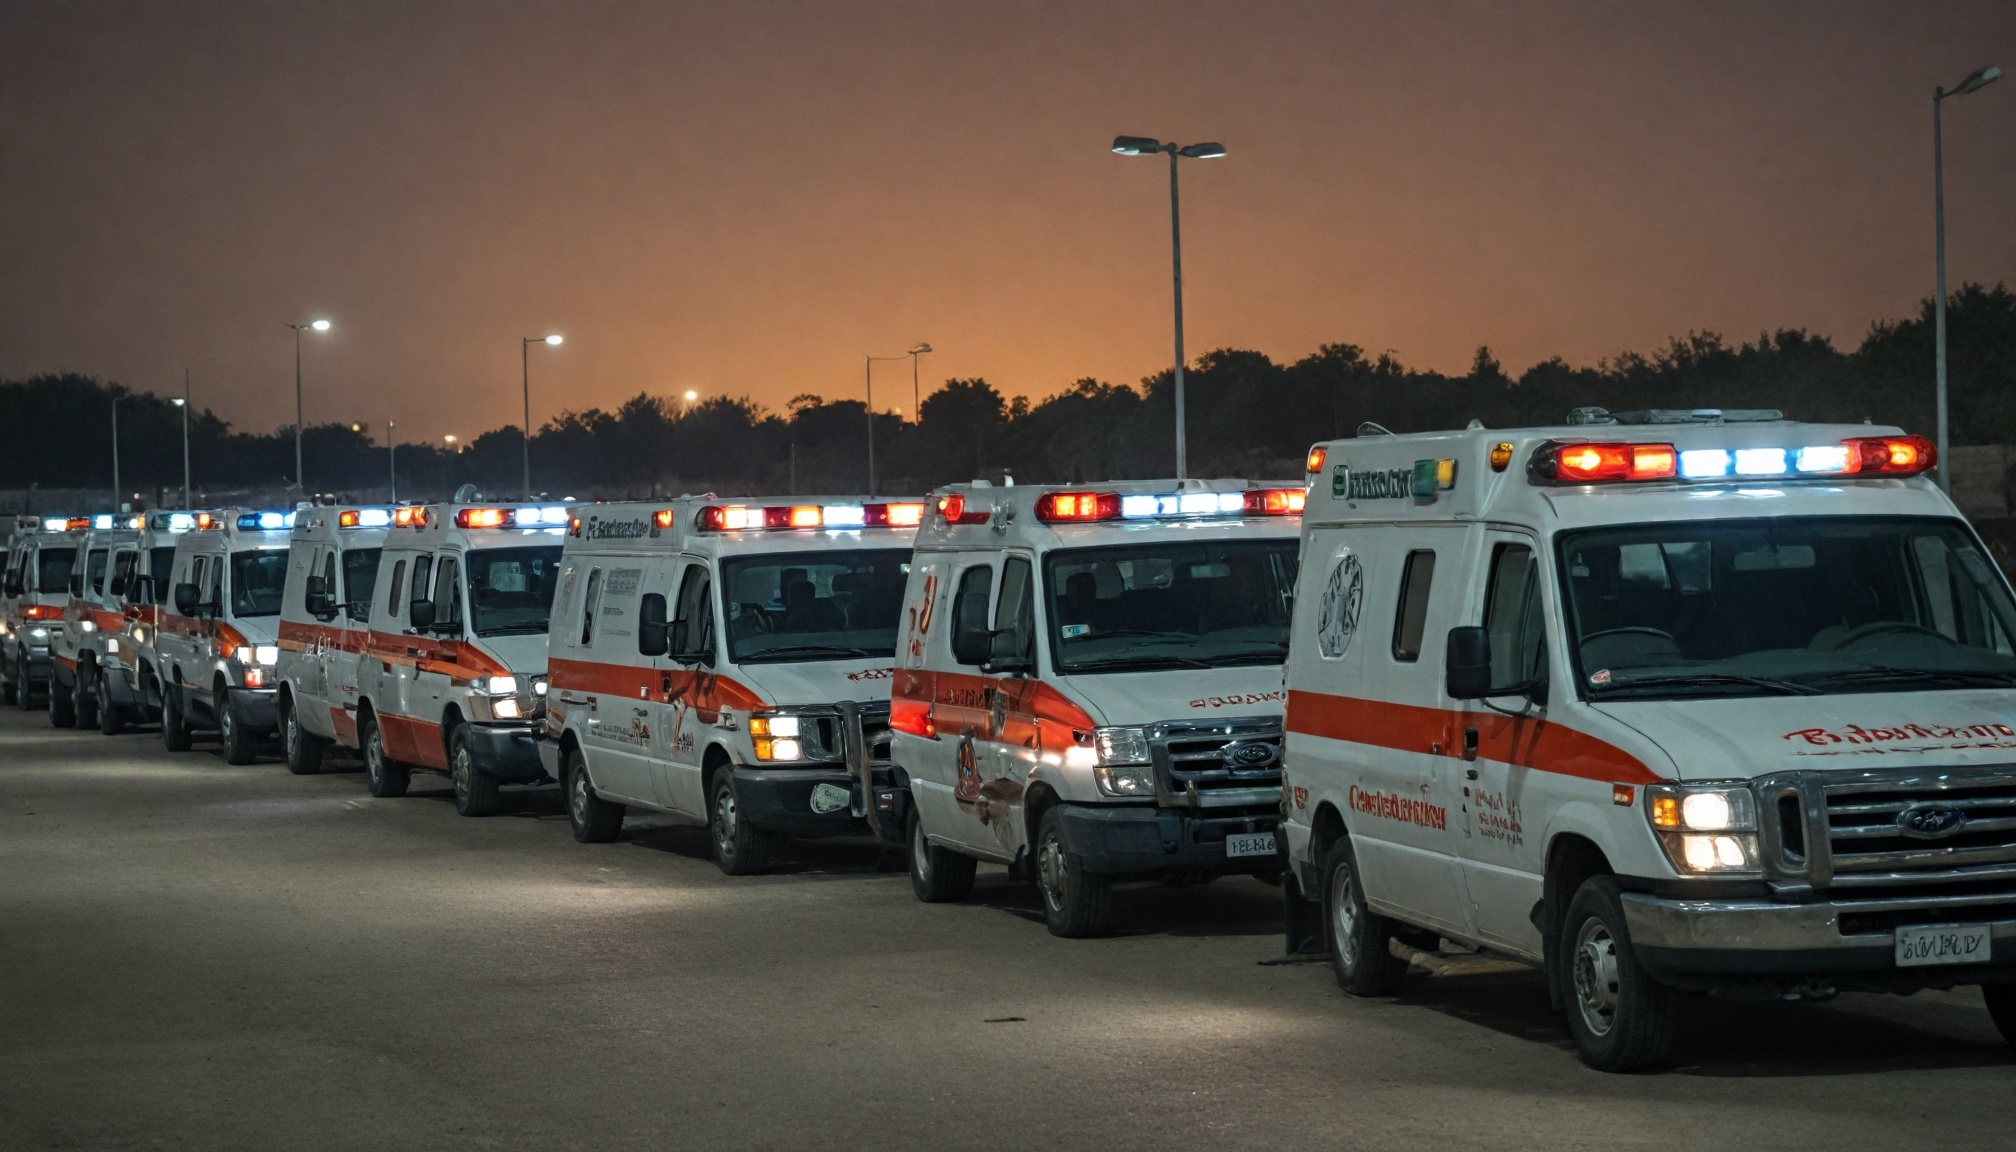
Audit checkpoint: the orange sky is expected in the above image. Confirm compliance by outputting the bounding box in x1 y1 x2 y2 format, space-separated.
3 1 2014 445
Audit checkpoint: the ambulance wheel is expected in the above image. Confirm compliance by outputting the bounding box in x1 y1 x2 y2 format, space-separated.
161 684 193 752
47 672 76 728
1324 835 1408 997
12 656 31 708
710 771 772 875
1561 875 1677 1072
73 667 100 731
96 668 127 735
1984 984 2016 1047
218 690 259 765
1035 806 1112 938
450 728 502 817
361 714 410 798
908 807 975 903
565 749 623 842
282 697 327 775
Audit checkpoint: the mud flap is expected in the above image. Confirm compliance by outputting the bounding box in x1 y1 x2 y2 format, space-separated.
1283 870 1326 955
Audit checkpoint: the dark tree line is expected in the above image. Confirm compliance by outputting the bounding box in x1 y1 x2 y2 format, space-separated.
7 283 2015 504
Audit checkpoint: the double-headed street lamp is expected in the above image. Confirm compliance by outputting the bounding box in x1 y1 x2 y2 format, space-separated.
285 319 331 492
1933 64 2000 492
864 353 911 495
1112 135 1226 481
522 334 563 499
172 369 191 508
908 343 932 422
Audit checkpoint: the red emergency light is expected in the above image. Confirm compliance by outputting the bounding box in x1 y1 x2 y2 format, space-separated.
1243 488 1307 516
1531 441 1679 483
1035 492 1122 523
937 495 991 526
1844 435 1935 475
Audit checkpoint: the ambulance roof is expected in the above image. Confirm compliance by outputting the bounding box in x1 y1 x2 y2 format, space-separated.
1304 412 1955 532
561 495 924 556
916 478 1306 552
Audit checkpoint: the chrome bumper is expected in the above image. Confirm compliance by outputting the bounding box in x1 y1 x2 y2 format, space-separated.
1622 891 2016 980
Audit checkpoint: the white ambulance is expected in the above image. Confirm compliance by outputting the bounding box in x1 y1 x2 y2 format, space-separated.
273 506 392 774
1281 410 2016 1071
1 517 86 709
48 514 143 731
101 510 203 732
350 503 568 814
155 509 297 762
891 479 1305 937
540 496 921 873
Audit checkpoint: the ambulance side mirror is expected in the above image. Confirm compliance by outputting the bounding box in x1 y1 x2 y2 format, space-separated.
951 590 992 666
303 576 336 619
408 597 436 631
984 628 1032 675
129 575 155 606
3 580 21 598
173 582 201 616
638 593 669 657
1444 626 1492 699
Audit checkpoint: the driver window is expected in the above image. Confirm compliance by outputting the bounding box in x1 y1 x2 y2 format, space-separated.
385 558 408 620
1484 543 1546 690
579 568 604 647
673 563 715 662
1911 534 2016 653
408 553 433 617
951 563 994 666
995 556 1035 662
205 554 223 605
435 556 463 632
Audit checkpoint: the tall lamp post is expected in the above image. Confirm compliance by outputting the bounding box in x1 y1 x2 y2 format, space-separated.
521 334 563 499
172 369 191 508
865 352 909 495
1933 65 2000 492
285 319 332 494
907 343 932 422
110 395 120 511
387 420 397 503
1111 135 1225 481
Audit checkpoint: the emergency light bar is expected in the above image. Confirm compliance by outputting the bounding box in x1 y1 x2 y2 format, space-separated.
1529 436 1935 485
393 507 429 528
64 517 92 532
92 515 114 530
195 513 221 531
449 506 571 530
42 518 67 532
338 509 393 529
1034 488 1306 523
236 511 298 531
151 512 198 532
695 502 925 532
936 495 991 526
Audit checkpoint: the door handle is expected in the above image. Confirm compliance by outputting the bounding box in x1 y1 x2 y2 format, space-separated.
1462 726 1479 764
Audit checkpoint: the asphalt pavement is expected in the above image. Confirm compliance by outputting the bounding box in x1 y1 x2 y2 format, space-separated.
1 704 2011 1151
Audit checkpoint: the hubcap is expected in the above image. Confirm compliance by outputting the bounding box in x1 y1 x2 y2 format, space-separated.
366 728 382 778
1572 917 1622 1037
570 768 589 823
453 748 471 797
1330 861 1361 966
285 709 298 753
912 820 931 882
220 704 234 742
715 790 737 855
1037 830 1068 910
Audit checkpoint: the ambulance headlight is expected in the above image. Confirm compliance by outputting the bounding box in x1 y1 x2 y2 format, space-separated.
532 676 548 696
749 712 830 761
1646 783 1759 874
1093 726 1150 766
1094 766 1157 798
80 619 97 633
492 698 523 719
485 675 518 696
235 645 279 666
28 627 49 642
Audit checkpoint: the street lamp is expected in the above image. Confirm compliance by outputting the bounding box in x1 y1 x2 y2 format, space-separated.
865 353 910 495
1933 64 2000 492
1112 135 1226 481
522 334 562 499
285 319 332 492
172 368 190 508
908 343 932 423
387 420 397 503
110 395 120 511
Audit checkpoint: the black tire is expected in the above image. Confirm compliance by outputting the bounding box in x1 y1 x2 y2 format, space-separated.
19 654 41 710
161 682 193 752
361 713 411 798
710 769 772 875
1983 983 2016 1047
908 806 976 902
565 749 623 843
449 727 503 817
1561 875 1678 1072
282 695 327 775
97 668 127 735
1322 833 1409 996
1034 805 1112 937
217 687 260 765
73 664 100 731
47 670 76 728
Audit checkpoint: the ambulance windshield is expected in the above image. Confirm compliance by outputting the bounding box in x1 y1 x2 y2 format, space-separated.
721 549 911 664
1044 540 1299 673
466 545 565 636
1561 516 2016 698
229 549 290 617
37 547 76 592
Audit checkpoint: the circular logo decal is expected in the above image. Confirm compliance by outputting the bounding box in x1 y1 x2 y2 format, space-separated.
1317 549 1364 660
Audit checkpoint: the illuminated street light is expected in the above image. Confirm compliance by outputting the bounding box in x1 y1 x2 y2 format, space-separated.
908 343 932 423
1932 64 2000 491
521 334 563 498
285 319 332 491
1111 135 1226 479
172 370 190 507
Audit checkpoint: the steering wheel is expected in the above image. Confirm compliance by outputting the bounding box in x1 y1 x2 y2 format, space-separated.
1830 621 1951 649
1581 626 1676 643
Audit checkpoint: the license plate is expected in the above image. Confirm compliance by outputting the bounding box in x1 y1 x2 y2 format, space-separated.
1225 831 1276 858
1895 923 1993 968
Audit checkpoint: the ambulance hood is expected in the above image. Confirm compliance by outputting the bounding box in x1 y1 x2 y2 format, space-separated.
1052 664 1286 729
732 658 895 709
471 632 550 676
1590 690 2016 781
230 616 279 646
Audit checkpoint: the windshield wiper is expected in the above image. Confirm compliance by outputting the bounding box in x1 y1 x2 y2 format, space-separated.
1066 654 1215 672
742 645 881 662
1204 651 1289 666
478 623 551 636
1591 673 1819 697
1802 667 2016 689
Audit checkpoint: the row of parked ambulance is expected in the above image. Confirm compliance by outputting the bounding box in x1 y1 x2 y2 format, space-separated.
5 408 2015 1071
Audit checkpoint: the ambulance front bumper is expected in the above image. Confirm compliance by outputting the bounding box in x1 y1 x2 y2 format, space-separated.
730 764 900 838
1053 803 1279 876
459 722 549 783
224 686 279 732
1621 892 2016 987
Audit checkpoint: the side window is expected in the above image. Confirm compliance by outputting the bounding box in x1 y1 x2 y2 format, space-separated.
672 563 715 662
435 556 464 631
385 558 409 619
579 567 604 647
1391 550 1436 662
409 553 434 617
1483 543 1545 690
188 556 210 604
111 550 138 600
206 554 223 604
950 563 994 666
320 550 338 598
342 548 382 615
87 549 109 595
995 556 1034 663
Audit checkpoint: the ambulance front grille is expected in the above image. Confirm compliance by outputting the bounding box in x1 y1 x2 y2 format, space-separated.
1763 765 2016 891
1148 718 1283 808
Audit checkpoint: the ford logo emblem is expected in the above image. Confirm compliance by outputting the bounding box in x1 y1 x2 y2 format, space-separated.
1224 741 1279 770
1896 805 1969 839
